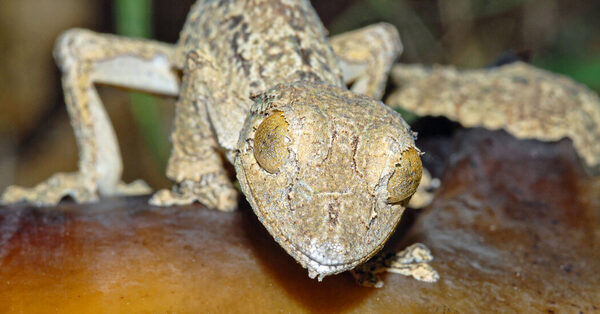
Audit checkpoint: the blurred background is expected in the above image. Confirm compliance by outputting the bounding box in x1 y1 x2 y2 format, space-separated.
0 0 598 192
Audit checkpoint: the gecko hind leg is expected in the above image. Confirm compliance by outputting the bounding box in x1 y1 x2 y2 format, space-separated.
330 23 402 100
1 29 179 206
149 50 238 212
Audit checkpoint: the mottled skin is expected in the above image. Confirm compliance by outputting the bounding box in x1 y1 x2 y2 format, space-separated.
1 0 436 283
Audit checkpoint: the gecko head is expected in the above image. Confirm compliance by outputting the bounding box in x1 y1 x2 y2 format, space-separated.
234 81 421 280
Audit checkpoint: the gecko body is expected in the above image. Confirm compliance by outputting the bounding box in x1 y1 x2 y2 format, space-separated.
2 0 434 282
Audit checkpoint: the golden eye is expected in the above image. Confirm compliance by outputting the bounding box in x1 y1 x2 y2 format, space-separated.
387 147 422 203
254 111 290 174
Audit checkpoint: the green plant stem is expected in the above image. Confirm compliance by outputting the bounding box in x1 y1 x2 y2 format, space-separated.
114 0 169 169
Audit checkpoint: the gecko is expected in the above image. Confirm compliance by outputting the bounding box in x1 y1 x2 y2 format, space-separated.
0 0 439 285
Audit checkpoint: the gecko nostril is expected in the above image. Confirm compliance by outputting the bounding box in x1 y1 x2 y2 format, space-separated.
327 202 339 226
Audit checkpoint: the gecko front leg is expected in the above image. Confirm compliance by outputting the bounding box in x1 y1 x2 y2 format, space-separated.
149 50 238 212
1 29 179 206
351 243 439 288
330 23 402 99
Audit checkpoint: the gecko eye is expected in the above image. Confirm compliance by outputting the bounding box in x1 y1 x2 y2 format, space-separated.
254 111 290 174
387 147 422 203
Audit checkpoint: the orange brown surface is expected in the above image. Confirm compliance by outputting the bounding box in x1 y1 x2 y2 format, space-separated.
1 129 599 312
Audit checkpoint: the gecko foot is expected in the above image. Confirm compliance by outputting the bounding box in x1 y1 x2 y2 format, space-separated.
351 243 439 288
0 172 98 206
385 243 440 282
149 176 238 211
